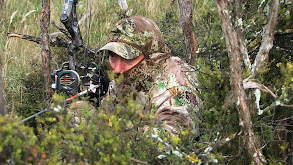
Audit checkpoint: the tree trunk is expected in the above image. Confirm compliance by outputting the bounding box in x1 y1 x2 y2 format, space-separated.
0 62 6 116
177 0 197 66
235 0 251 71
252 0 279 77
214 0 266 164
40 0 53 96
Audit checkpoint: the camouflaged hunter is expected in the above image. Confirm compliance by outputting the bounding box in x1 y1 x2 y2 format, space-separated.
100 16 201 134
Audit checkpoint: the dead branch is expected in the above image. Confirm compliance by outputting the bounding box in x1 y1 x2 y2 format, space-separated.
223 79 278 110
51 21 71 39
7 32 42 44
7 32 68 48
243 78 278 98
7 32 96 55
81 45 96 55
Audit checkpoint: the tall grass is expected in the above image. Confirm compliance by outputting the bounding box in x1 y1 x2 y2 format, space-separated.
1 0 172 114
1 0 42 106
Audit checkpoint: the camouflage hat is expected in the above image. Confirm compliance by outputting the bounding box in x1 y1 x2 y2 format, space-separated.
98 41 142 60
98 16 165 59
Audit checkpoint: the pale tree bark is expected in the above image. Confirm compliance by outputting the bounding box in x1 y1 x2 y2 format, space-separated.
0 62 6 116
177 0 197 66
235 0 251 70
214 0 266 164
252 0 279 78
40 0 53 96
117 0 131 17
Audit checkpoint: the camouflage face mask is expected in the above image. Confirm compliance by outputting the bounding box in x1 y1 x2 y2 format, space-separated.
123 59 160 91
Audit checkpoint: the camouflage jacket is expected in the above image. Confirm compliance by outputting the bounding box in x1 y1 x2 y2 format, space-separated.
149 56 200 134
105 53 201 134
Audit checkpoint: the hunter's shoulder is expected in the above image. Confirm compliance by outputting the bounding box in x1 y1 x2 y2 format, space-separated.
162 56 196 86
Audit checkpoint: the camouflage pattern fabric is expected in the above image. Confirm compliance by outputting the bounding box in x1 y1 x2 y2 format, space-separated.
98 16 165 59
103 54 201 134
98 41 142 60
149 56 201 134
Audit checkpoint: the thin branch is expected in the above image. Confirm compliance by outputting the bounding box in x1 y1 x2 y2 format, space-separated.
130 158 149 165
7 32 42 44
51 21 71 39
81 45 97 55
7 32 96 55
204 132 240 154
262 101 293 113
223 79 278 110
275 116 293 122
7 32 68 47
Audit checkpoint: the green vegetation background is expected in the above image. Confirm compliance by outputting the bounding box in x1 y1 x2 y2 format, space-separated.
0 0 292 164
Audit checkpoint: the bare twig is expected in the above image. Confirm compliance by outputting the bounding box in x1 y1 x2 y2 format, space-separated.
203 132 240 155
81 45 96 55
275 116 293 122
51 21 71 39
130 158 149 165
